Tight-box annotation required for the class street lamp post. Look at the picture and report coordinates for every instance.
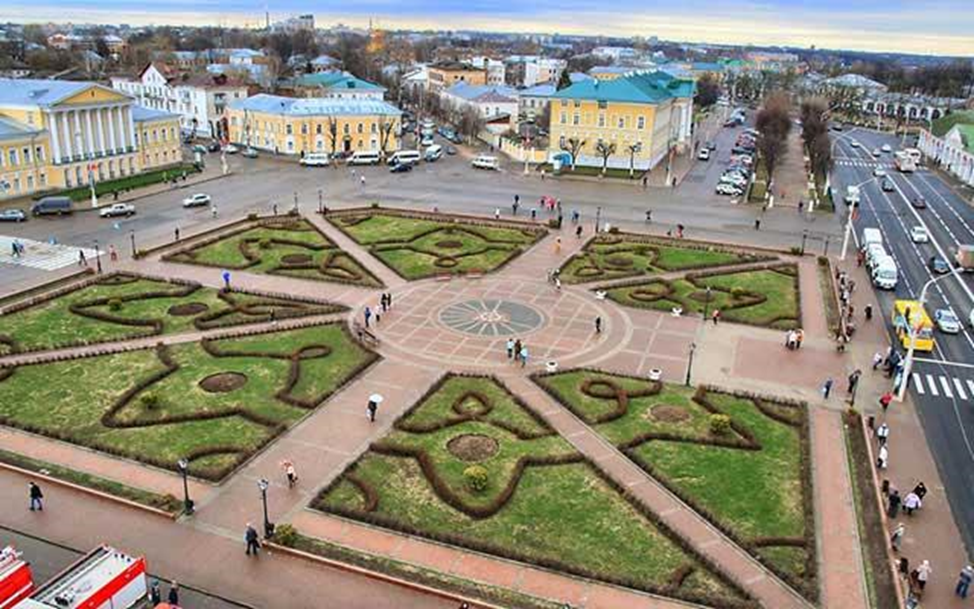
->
[896,274,950,401]
[318,188,323,214]
[702,286,712,321]
[595,206,602,233]
[129,231,136,257]
[176,459,193,515]
[685,342,697,387]
[801,230,808,255]
[292,191,299,215]
[94,240,102,273]
[840,200,858,261]
[257,478,274,538]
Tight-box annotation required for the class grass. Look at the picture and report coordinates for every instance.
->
[0,273,345,354]
[0,447,181,513]
[559,235,771,285]
[538,163,645,180]
[314,375,743,604]
[748,160,769,204]
[165,218,382,288]
[46,164,200,202]
[533,370,815,593]
[0,324,375,480]
[330,211,544,280]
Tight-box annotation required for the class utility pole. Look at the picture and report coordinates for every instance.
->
[897,275,949,401]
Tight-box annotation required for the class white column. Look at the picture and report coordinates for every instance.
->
[95,107,106,155]
[48,111,62,164]
[65,110,76,161]
[107,106,118,154]
[126,106,137,151]
[84,109,95,157]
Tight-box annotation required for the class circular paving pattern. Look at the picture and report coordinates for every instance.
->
[438,299,544,336]
[447,433,499,462]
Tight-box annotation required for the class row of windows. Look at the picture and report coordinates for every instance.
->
[1,146,46,168]
[231,117,391,137]
[0,171,47,195]
[559,113,647,129]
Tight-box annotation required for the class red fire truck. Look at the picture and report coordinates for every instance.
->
[0,547,34,609]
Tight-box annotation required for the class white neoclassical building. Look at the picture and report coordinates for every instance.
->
[918,118,974,188]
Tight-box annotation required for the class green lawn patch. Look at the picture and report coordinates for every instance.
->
[604,264,800,330]
[164,218,381,288]
[328,210,545,280]
[560,234,773,285]
[313,374,751,607]
[533,369,817,602]
[0,324,376,481]
[0,272,345,355]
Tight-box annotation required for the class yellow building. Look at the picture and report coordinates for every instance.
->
[0,78,182,200]
[226,94,402,157]
[427,61,487,92]
[548,70,695,172]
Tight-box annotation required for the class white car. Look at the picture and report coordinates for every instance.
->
[223,144,239,154]
[882,144,893,153]
[300,153,330,167]
[716,182,744,196]
[720,174,748,187]
[99,203,135,218]
[872,148,882,157]
[935,309,962,334]
[697,148,711,161]
[910,226,929,243]
[850,141,861,148]
[182,193,212,208]
[874,166,888,177]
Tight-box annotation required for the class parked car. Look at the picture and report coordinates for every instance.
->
[929,256,951,274]
[882,144,893,153]
[881,178,895,192]
[223,144,239,154]
[720,174,748,187]
[390,162,413,173]
[445,145,458,156]
[716,183,744,196]
[192,144,207,155]
[910,226,929,243]
[99,203,136,218]
[935,309,962,334]
[910,197,927,209]
[707,142,717,151]
[420,135,434,147]
[697,148,711,161]
[0,208,27,222]
[873,166,888,177]
[300,153,330,167]
[850,141,861,148]
[182,193,212,208]
[31,196,72,216]
[242,148,259,158]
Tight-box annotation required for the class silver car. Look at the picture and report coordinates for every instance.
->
[935,309,962,334]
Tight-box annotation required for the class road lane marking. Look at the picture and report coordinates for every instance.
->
[967,380,974,397]
[914,358,974,369]
[953,378,968,400]
[927,374,939,396]
[914,374,925,394]
[939,376,954,398]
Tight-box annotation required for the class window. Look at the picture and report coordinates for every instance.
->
[23,148,31,163]
[560,113,567,125]
[36,146,44,161]
[598,114,605,127]
[637,116,645,129]
[572,114,579,126]
[315,124,322,135]
[13,177,19,192]
[618,117,625,129]
[161,129,166,142]
[8,149,17,166]
[134,132,140,145]
[559,135,566,148]
[573,100,581,108]
[371,123,377,133]
[39,173,46,187]
[357,123,364,134]
[301,124,308,135]
[64,169,71,187]
[152,129,158,142]
[286,124,293,135]
[26,175,33,191]
[171,127,176,140]
[598,101,607,110]
[287,141,293,151]
[343,124,350,135]
[129,158,135,174]
[560,100,568,107]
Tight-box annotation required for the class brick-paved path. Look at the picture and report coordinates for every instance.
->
[0,208,888,609]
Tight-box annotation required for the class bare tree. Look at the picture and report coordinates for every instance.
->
[755,92,792,181]
[810,133,834,184]
[561,137,586,170]
[595,141,617,175]
[458,106,483,144]
[327,117,339,157]
[627,142,642,177]
[378,116,396,158]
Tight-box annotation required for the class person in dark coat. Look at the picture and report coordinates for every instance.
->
[28,482,43,511]
[245,523,260,556]
[168,581,179,605]
[887,489,902,518]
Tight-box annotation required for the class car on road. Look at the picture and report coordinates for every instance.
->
[850,141,861,148]
[910,226,929,243]
[881,178,895,192]
[207,141,222,153]
[223,144,239,154]
[99,203,135,218]
[242,148,259,158]
[929,256,951,274]
[707,142,717,151]
[716,183,745,196]
[445,145,458,156]
[873,166,888,177]
[872,148,882,157]
[720,172,748,185]
[390,162,413,173]
[697,148,711,161]
[300,153,330,167]
[935,309,962,334]
[910,197,927,209]
[882,144,893,153]
[182,193,212,208]
[0,208,27,222]
[192,144,207,155]
[471,155,499,170]
[420,135,434,147]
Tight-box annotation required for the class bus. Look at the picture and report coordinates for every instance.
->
[892,299,935,352]
[895,151,917,173]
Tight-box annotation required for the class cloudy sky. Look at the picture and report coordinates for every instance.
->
[6,0,974,56]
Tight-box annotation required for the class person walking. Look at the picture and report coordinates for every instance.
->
[913,482,928,501]
[890,523,906,552]
[822,378,834,399]
[595,316,602,334]
[364,306,372,328]
[876,422,890,446]
[711,309,721,325]
[283,460,298,488]
[222,270,231,290]
[245,523,261,556]
[495,208,501,219]
[903,491,921,515]
[367,397,379,422]
[575,225,583,239]
[506,338,515,360]
[513,339,522,363]
[956,564,974,598]
[109,244,118,262]
[78,249,87,267]
[877,443,889,469]
[754,217,761,231]
[887,489,902,517]
[519,345,528,368]
[360,175,366,187]
[865,304,873,321]
[880,391,893,413]
[149,581,162,605]
[530,208,537,221]
[872,351,884,371]
[168,582,180,605]
[916,560,932,592]
[28,482,43,511]
[847,369,862,394]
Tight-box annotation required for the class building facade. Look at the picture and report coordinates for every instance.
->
[283,73,386,100]
[0,78,181,200]
[548,70,695,172]
[470,57,506,86]
[226,94,401,158]
[428,61,487,92]
[519,84,556,121]
[918,114,974,187]
[441,83,519,127]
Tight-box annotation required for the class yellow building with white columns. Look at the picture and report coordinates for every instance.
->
[0,78,181,200]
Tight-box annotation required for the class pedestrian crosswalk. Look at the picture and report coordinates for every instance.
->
[912,373,974,400]
[0,236,98,271]
[835,159,895,169]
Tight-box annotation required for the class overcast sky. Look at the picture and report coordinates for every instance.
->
[6,0,974,56]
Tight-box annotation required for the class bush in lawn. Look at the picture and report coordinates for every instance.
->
[140,393,161,410]
[709,414,732,435]
[730,287,746,298]
[107,298,123,311]
[272,523,299,547]
[259,239,272,250]
[463,465,489,493]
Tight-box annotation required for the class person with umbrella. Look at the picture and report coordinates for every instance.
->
[367,394,383,423]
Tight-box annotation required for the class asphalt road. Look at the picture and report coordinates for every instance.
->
[831,126,974,551]
[1,525,251,608]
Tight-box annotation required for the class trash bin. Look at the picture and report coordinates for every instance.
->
[648,369,663,381]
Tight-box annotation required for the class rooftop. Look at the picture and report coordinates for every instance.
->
[825,73,888,90]
[521,83,557,97]
[0,114,42,141]
[289,72,385,92]
[552,70,695,104]
[229,94,401,117]
[444,82,518,102]
[932,110,974,138]
[430,60,480,72]
[131,105,179,123]
[0,78,110,108]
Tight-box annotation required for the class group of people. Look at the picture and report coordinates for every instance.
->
[148,580,181,606]
[363,293,395,329]
[784,329,806,350]
[505,338,529,367]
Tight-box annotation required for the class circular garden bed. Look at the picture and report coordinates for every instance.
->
[198,372,248,393]
[168,302,210,316]
[649,404,691,423]
[281,253,313,265]
[447,433,499,462]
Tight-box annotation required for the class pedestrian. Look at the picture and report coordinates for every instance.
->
[876,422,890,446]
[847,369,862,394]
[642,175,648,188]
[872,351,884,371]
[645,209,653,223]
[676,224,684,238]
[575,225,583,239]
[364,306,372,328]
[712,309,721,325]
[890,523,906,552]
[519,345,528,368]
[594,316,602,333]
[273,203,278,215]
[78,249,87,266]
[880,392,893,413]
[887,488,901,517]
[531,208,537,221]
[495,208,501,219]
[956,564,974,598]
[903,491,921,515]
[506,338,514,359]
[754,217,761,230]
[11,241,18,258]
[555,236,562,253]
[109,244,117,262]
[283,460,298,488]
[245,523,260,556]
[174,227,180,241]
[798,200,804,213]
[572,209,580,224]
[360,175,366,187]
[913,482,928,500]
[149,581,162,605]
[380,294,388,313]
[28,481,43,511]
[222,270,231,290]
[857,250,865,267]
[168,582,179,605]
[916,560,932,592]
[877,443,889,469]
[367,398,378,422]
[865,304,873,321]
[822,378,833,399]
[554,277,561,291]
[212,205,218,219]
[513,339,522,362]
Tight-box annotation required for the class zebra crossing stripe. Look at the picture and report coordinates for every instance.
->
[939,376,954,398]
[913,374,925,394]
[953,379,968,400]
[927,374,939,396]
[967,380,974,398]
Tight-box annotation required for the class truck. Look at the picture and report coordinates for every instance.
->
[861,227,883,251]
[844,185,861,206]
[955,244,974,272]
[895,151,917,173]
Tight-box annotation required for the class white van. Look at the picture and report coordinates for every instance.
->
[300,152,330,167]
[348,150,381,165]
[865,243,887,270]
[872,256,898,290]
[388,150,422,166]
[845,185,861,206]
[424,144,443,162]
[861,227,882,251]
[472,155,499,170]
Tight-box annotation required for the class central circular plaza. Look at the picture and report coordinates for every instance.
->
[438,299,545,336]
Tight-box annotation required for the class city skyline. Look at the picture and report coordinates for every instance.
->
[5,0,974,57]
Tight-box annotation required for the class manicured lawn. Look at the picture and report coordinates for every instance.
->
[0,324,376,480]
[48,164,200,203]
[559,235,773,284]
[164,218,382,287]
[314,375,745,604]
[605,265,801,329]
[329,211,545,280]
[533,369,815,599]
[0,273,344,355]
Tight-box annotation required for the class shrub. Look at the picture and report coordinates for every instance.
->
[258,239,272,250]
[730,287,746,298]
[463,465,489,493]
[247,213,259,221]
[107,298,123,311]
[789,246,803,255]
[370,201,380,209]
[608,226,621,234]
[140,393,161,410]
[709,414,731,435]
[272,523,299,547]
